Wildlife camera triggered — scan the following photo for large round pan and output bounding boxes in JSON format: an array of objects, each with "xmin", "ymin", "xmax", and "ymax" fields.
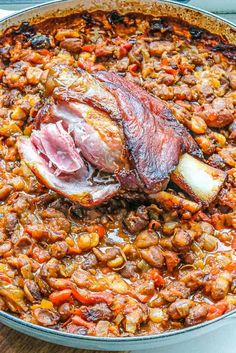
[{"xmin": 0, "ymin": 0, "xmax": 235, "ymax": 350}]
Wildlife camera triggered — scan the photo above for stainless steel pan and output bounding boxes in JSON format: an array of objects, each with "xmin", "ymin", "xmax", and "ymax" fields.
[{"xmin": 0, "ymin": 1, "xmax": 235, "ymax": 350}]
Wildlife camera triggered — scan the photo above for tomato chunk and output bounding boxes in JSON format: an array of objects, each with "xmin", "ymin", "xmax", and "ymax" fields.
[{"xmin": 49, "ymin": 289, "xmax": 72, "ymax": 305}]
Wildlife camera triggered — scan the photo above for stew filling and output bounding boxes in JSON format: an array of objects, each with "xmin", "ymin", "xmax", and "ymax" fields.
[{"xmin": 0, "ymin": 11, "xmax": 235, "ymax": 336}]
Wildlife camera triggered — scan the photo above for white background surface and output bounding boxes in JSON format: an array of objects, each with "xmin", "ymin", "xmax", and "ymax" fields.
[{"xmin": 0, "ymin": 1, "xmax": 235, "ymax": 353}]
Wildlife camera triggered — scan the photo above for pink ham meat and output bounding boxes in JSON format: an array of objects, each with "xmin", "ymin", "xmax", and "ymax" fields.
[
  {"xmin": 48, "ymin": 101, "xmax": 126, "ymax": 173},
  {"xmin": 31, "ymin": 121, "xmax": 85, "ymax": 175},
  {"xmin": 18, "ymin": 137, "xmax": 120, "ymax": 207}
]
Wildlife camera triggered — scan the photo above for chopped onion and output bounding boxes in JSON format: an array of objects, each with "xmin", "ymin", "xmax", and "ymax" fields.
[
  {"xmin": 202, "ymin": 234, "xmax": 218, "ymax": 251},
  {"xmin": 95, "ymin": 320, "xmax": 110, "ymax": 336},
  {"xmin": 226, "ymin": 295, "xmax": 236, "ymax": 306},
  {"xmin": 105, "ymin": 273, "xmax": 129, "ymax": 294},
  {"xmin": 114, "ymin": 313, "xmax": 124, "ymax": 325},
  {"xmin": 149, "ymin": 308, "xmax": 164, "ymax": 323},
  {"xmin": 191, "ymin": 242, "xmax": 204, "ymax": 259},
  {"xmin": 125, "ymin": 311, "xmax": 140, "ymax": 333}
]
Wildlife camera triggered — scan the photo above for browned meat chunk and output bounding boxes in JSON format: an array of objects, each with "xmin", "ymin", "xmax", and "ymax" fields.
[
  {"xmin": 149, "ymin": 41, "xmax": 175, "ymax": 56},
  {"xmin": 160, "ymin": 281, "xmax": 190, "ymax": 302},
  {"xmin": 201, "ymin": 98, "xmax": 234, "ymax": 128},
  {"xmin": 167, "ymin": 299, "xmax": 192, "ymax": 320},
  {"xmin": 49, "ymin": 241, "xmax": 68, "ymax": 259},
  {"xmin": 124, "ymin": 206, "xmax": 149, "ymax": 234},
  {"xmin": 172, "ymin": 229, "xmax": 194, "ymax": 252},
  {"xmin": 5, "ymin": 212, "xmax": 18, "ymax": 236},
  {"xmin": 23, "ymin": 280, "xmax": 42, "ymax": 303},
  {"xmin": 180, "ymin": 270, "xmax": 205, "ymax": 291},
  {"xmin": 58, "ymin": 302, "xmax": 73, "ymax": 321},
  {"xmin": 81, "ymin": 253, "xmax": 98, "ymax": 270},
  {"xmin": 219, "ymin": 146, "xmax": 236, "ymax": 167},
  {"xmin": 79, "ymin": 303, "xmax": 113, "ymax": 322},
  {"xmin": 123, "ymin": 302, "xmax": 148, "ymax": 333},
  {"xmin": 198, "ymin": 84, "xmax": 213, "ymax": 98},
  {"xmin": 120, "ymin": 261, "xmax": 137, "ymax": 278},
  {"xmin": 181, "ymin": 75, "xmax": 196, "ymax": 85},
  {"xmin": 163, "ymin": 251, "xmax": 180, "ymax": 272},
  {"xmin": 93, "ymin": 247, "xmax": 121, "ymax": 263},
  {"xmin": 153, "ymin": 84, "xmax": 174, "ymax": 100},
  {"xmin": 135, "ymin": 230, "xmax": 158, "ymax": 248},
  {"xmin": 59, "ymin": 38, "xmax": 84, "ymax": 52},
  {"xmin": 33, "ymin": 308, "xmax": 60, "ymax": 326},
  {"xmin": 208, "ymin": 154, "xmax": 226, "ymax": 169},
  {"xmin": 140, "ymin": 246, "xmax": 164, "ymax": 268},
  {"xmin": 173, "ymin": 85, "xmax": 192, "ymax": 101},
  {"xmin": 185, "ymin": 304, "xmax": 208, "ymax": 326}
]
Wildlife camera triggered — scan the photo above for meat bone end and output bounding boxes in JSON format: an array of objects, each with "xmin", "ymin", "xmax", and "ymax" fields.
[{"xmin": 171, "ymin": 153, "xmax": 226, "ymax": 205}]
